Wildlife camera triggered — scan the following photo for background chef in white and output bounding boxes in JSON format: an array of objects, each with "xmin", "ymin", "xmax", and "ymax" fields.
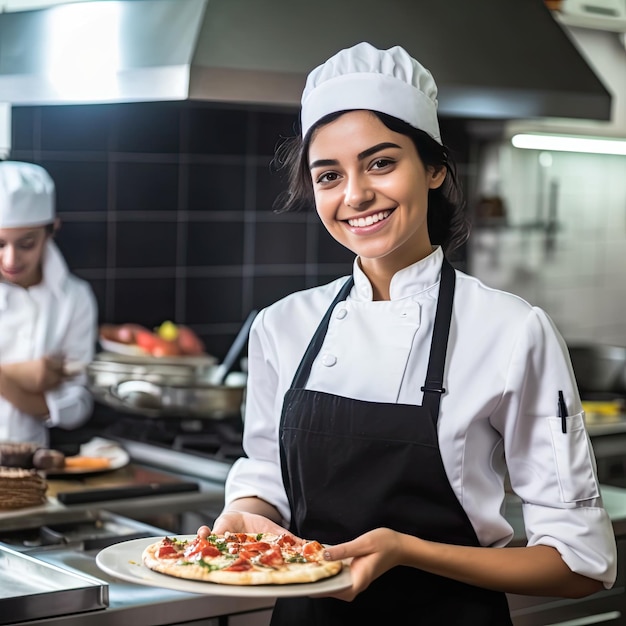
[
  {"xmin": 0, "ymin": 160, "xmax": 97, "ymax": 447},
  {"xmin": 202, "ymin": 43, "xmax": 617, "ymax": 624}
]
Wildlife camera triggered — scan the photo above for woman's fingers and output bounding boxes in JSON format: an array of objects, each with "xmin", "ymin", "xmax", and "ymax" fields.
[
  {"xmin": 197, "ymin": 525, "xmax": 212, "ymax": 538},
  {"xmin": 321, "ymin": 529, "xmax": 405, "ymax": 601},
  {"xmin": 323, "ymin": 532, "xmax": 378, "ymax": 562}
]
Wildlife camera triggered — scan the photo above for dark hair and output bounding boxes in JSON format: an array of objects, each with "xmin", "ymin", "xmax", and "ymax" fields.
[{"xmin": 271, "ymin": 110, "xmax": 470, "ymax": 256}]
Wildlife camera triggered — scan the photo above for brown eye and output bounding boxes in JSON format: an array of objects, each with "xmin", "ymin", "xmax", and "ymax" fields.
[
  {"xmin": 371, "ymin": 158, "xmax": 393, "ymax": 170},
  {"xmin": 317, "ymin": 172, "xmax": 339, "ymax": 184}
]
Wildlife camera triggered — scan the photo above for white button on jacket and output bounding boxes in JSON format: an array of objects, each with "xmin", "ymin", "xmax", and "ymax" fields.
[
  {"xmin": 225, "ymin": 246, "xmax": 617, "ymax": 589},
  {"xmin": 321, "ymin": 353, "xmax": 337, "ymax": 367}
]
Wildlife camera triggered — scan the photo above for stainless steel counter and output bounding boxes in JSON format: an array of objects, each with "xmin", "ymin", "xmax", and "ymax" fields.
[
  {"xmin": 14, "ymin": 483, "xmax": 626, "ymax": 626},
  {"xmin": 4, "ymin": 421, "xmax": 626, "ymax": 626},
  {"xmin": 0, "ymin": 461, "xmax": 273, "ymax": 626},
  {"xmin": 18, "ymin": 547, "xmax": 275, "ymax": 626},
  {"xmin": 586, "ymin": 412, "xmax": 626, "ymax": 438}
]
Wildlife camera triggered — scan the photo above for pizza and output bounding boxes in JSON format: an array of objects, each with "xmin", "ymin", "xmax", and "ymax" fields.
[{"xmin": 142, "ymin": 532, "xmax": 343, "ymax": 585}]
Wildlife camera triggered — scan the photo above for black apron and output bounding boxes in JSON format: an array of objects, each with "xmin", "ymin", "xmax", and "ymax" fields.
[{"xmin": 273, "ymin": 257, "xmax": 512, "ymax": 625}]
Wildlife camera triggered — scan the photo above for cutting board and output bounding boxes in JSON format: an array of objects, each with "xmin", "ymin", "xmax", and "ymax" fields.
[
  {"xmin": 46, "ymin": 464, "xmax": 191, "ymax": 497},
  {"xmin": 0, "ymin": 464, "xmax": 200, "ymax": 530}
]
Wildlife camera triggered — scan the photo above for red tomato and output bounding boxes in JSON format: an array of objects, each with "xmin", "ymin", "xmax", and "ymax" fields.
[
  {"xmin": 176, "ymin": 325, "xmax": 206, "ymax": 356},
  {"xmin": 135, "ymin": 329, "xmax": 181, "ymax": 357}
]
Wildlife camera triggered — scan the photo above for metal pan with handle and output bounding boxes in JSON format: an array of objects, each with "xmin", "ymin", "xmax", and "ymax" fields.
[
  {"xmin": 87, "ymin": 314, "xmax": 256, "ymax": 419},
  {"xmin": 107, "ymin": 378, "xmax": 245, "ymax": 418}
]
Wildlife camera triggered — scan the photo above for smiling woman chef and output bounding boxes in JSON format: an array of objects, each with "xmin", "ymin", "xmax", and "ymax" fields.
[
  {"xmin": 200, "ymin": 43, "xmax": 617, "ymax": 624},
  {"xmin": 0, "ymin": 161, "xmax": 97, "ymax": 447}
]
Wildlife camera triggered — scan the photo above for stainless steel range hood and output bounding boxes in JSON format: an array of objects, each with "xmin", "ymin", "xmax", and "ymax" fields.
[{"xmin": 0, "ymin": 0, "xmax": 612, "ymax": 121}]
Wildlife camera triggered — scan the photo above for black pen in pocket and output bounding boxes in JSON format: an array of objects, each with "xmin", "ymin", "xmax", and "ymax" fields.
[{"xmin": 558, "ymin": 390, "xmax": 568, "ymax": 434}]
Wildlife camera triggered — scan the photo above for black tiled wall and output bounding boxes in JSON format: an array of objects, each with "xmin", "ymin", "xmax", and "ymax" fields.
[{"xmin": 10, "ymin": 102, "xmax": 470, "ymax": 360}]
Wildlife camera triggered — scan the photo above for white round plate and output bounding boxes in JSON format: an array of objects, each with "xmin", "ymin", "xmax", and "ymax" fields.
[
  {"xmin": 99, "ymin": 337, "xmax": 148, "ymax": 356},
  {"xmin": 47, "ymin": 437, "xmax": 130, "ymax": 477},
  {"xmin": 96, "ymin": 535, "xmax": 352, "ymax": 598}
]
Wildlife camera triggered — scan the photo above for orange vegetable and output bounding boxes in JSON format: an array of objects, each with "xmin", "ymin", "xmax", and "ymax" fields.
[{"xmin": 64, "ymin": 456, "xmax": 111, "ymax": 470}]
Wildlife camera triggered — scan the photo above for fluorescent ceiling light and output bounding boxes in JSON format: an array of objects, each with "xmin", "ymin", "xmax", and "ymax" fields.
[{"xmin": 511, "ymin": 133, "xmax": 626, "ymax": 155}]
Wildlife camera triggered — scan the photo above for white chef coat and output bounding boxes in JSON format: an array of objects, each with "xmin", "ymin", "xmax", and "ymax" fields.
[
  {"xmin": 0, "ymin": 240, "xmax": 97, "ymax": 447},
  {"xmin": 226, "ymin": 246, "xmax": 617, "ymax": 588}
]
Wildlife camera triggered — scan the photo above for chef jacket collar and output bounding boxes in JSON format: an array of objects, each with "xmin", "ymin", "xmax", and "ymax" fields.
[
  {"xmin": 0, "ymin": 240, "xmax": 70, "ymax": 303},
  {"xmin": 0, "ymin": 240, "xmax": 68, "ymax": 307},
  {"xmin": 37, "ymin": 240, "xmax": 71, "ymax": 299},
  {"xmin": 353, "ymin": 246, "xmax": 444, "ymax": 301}
]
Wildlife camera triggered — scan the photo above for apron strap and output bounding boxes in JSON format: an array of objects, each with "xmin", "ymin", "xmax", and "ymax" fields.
[
  {"xmin": 290, "ymin": 277, "xmax": 354, "ymax": 389},
  {"xmin": 420, "ymin": 256, "xmax": 456, "ymax": 421}
]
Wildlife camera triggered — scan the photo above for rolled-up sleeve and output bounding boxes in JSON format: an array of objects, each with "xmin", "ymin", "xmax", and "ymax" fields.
[{"xmin": 499, "ymin": 308, "xmax": 617, "ymax": 587}]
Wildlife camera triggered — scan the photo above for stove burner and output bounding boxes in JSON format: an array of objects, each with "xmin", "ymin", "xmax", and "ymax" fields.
[
  {"xmin": 172, "ymin": 434, "xmax": 244, "ymax": 461},
  {"xmin": 81, "ymin": 406, "xmax": 245, "ymax": 464}
]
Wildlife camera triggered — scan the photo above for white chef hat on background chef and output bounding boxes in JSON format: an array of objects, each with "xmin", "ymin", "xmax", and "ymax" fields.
[
  {"xmin": 301, "ymin": 41, "xmax": 442, "ymax": 144},
  {"xmin": 0, "ymin": 161, "xmax": 55, "ymax": 228}
]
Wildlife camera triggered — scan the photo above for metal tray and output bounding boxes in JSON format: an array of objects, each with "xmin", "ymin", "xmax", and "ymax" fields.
[{"xmin": 0, "ymin": 544, "xmax": 108, "ymax": 624}]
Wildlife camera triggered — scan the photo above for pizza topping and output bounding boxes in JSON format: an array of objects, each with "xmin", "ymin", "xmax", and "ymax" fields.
[
  {"xmin": 240, "ymin": 541, "xmax": 272, "ymax": 553},
  {"xmin": 156, "ymin": 544, "xmax": 181, "ymax": 559},
  {"xmin": 302, "ymin": 540, "xmax": 325, "ymax": 559},
  {"xmin": 224, "ymin": 556, "xmax": 254, "ymax": 571},
  {"xmin": 277, "ymin": 533, "xmax": 298, "ymax": 548},
  {"xmin": 256, "ymin": 544, "xmax": 284, "ymax": 567},
  {"xmin": 154, "ymin": 536, "xmax": 185, "ymax": 559},
  {"xmin": 183, "ymin": 538, "xmax": 222, "ymax": 560},
  {"xmin": 142, "ymin": 531, "xmax": 344, "ymax": 586}
]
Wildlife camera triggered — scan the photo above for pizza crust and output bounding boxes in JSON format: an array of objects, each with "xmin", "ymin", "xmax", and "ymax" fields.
[{"xmin": 142, "ymin": 535, "xmax": 343, "ymax": 586}]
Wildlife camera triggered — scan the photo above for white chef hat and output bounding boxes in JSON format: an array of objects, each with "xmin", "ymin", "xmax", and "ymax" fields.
[
  {"xmin": 301, "ymin": 42, "xmax": 442, "ymax": 144},
  {"xmin": 0, "ymin": 161, "xmax": 55, "ymax": 228}
]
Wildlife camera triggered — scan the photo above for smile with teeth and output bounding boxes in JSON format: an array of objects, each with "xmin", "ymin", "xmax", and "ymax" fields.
[{"xmin": 347, "ymin": 210, "xmax": 392, "ymax": 228}]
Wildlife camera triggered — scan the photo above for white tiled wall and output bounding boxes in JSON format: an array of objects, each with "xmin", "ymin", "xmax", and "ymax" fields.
[{"xmin": 468, "ymin": 143, "xmax": 626, "ymax": 347}]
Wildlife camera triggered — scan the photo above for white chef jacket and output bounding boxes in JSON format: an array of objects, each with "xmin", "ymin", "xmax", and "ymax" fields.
[
  {"xmin": 0, "ymin": 240, "xmax": 97, "ymax": 447},
  {"xmin": 226, "ymin": 246, "xmax": 617, "ymax": 588}
]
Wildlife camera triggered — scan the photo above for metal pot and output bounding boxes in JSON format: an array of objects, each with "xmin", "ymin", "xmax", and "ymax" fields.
[
  {"xmin": 87, "ymin": 352, "xmax": 245, "ymax": 419},
  {"xmin": 568, "ymin": 344, "xmax": 626, "ymax": 396}
]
